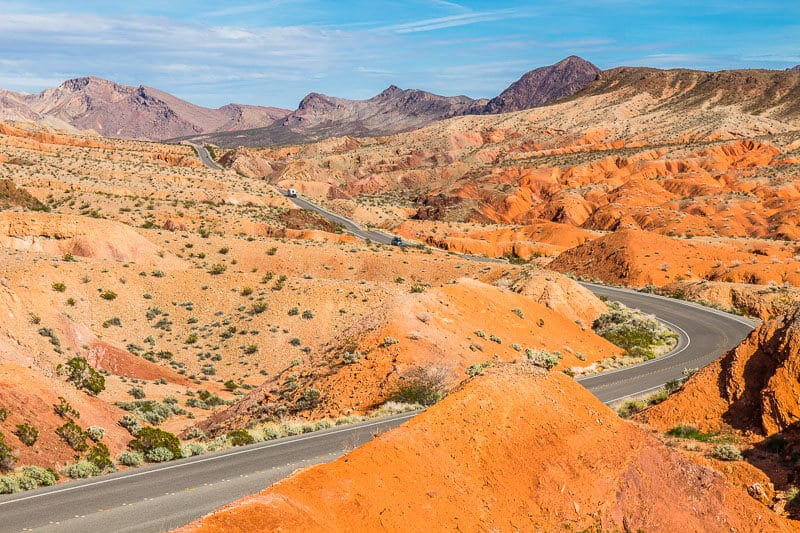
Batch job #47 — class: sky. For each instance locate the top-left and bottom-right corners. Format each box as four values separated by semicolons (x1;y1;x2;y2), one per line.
0;1;798;109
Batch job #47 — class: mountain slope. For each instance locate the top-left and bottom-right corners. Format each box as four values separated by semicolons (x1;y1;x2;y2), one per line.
2;77;290;140
177;85;486;147
484;55;600;113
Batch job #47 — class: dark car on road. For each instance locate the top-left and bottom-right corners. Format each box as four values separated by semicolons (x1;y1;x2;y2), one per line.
391;236;403;246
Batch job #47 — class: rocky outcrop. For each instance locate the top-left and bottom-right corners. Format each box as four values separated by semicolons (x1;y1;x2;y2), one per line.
643;306;800;436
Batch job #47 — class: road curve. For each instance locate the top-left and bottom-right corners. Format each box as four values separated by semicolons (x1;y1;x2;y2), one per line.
577;282;756;403
189;144;223;171
0;193;758;532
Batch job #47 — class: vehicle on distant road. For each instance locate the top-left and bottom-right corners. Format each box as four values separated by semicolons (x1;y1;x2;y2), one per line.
391;236;404;246
287;188;298;198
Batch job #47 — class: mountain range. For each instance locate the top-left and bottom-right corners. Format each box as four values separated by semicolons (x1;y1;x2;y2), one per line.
0;56;601;147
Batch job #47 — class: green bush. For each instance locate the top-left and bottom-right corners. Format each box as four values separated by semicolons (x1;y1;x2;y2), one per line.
227;429;255;447
20;466;58;489
387;366;450;406
52;282;67;292
208;263;227;275
118;451;143;467
54;397;79;419
0;432;16;471
66;461;100;479
182;443;205;457
0;475;19;494
127;387;146;399
526;349;560;370
666;424;714;442
711;443;742;461
617;399;648;418
87;442;113;470
100;290;117;301
145;447;174;463
593;301;677;359
129;427;181;459
86;425;105;442
61;357;105;395
14;424;38;446
56;421;89;451
119;414;142;436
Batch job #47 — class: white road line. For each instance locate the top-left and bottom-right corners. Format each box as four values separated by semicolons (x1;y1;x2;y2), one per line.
0;413;416;507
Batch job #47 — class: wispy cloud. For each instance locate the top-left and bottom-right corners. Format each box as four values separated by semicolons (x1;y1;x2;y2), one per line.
378;9;526;34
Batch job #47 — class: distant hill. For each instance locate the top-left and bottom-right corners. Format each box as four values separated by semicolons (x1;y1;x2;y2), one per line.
484;55;600;113
176;85;488;147
0;77;290;140
177;56;602;147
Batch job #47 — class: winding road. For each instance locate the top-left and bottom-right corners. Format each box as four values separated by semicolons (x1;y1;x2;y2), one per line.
0;158;758;532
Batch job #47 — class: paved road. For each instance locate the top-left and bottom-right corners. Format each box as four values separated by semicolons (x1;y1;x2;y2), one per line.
286;194;396;244
189;144;223;171
577;283;756;403
0;413;417;532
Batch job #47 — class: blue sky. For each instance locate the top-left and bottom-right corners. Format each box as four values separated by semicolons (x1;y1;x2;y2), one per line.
0;1;798;108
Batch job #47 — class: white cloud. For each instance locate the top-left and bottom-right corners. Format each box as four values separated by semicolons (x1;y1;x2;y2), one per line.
378;9;525;34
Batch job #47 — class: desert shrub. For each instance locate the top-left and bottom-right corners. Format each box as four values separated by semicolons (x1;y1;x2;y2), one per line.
118;451;143;467
382;337;399;347
119;414;142;436
20;466;57;488
56;421;89;451
227;429;255;447
115;399;187;425
0;432;17;471
66;461;100;479
666;424;714;442
466;361;493;377
145;447;174;463
342;351;361;365
87;442;113;470
711;443;742;461
617;399;648;418
489;334;502;344
14;424;38;446
262;425;281;440
54;397;79;420
301;309;314;319
60;357;105;395
100;290;117;300
303;388;321;405
0;475;19;494
128;387;146;399
52;282;67;292
593;301;677;359
0;408;6;422
182;443;206;457
526;349;560;370
288;306;299;316
250;301;268;314
129;427;181;458
86;425;105;442
388;366;450;406
208;263;227;275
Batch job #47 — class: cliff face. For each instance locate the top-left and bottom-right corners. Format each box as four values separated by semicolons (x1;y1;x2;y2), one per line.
644;306;800;436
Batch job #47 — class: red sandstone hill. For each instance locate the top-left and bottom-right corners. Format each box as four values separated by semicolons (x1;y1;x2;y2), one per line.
181;365;792;532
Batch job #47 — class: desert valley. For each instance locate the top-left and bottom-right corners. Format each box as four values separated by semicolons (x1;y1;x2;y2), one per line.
2;44;800;532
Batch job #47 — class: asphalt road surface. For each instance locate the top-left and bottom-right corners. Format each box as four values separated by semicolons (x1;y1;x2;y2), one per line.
189;144;223;171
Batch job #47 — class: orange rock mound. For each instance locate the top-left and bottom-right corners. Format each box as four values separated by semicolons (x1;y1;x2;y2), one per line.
182;365;791;532
642;306;800;436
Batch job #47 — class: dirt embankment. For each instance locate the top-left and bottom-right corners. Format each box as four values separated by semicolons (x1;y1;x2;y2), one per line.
181;365;793;532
